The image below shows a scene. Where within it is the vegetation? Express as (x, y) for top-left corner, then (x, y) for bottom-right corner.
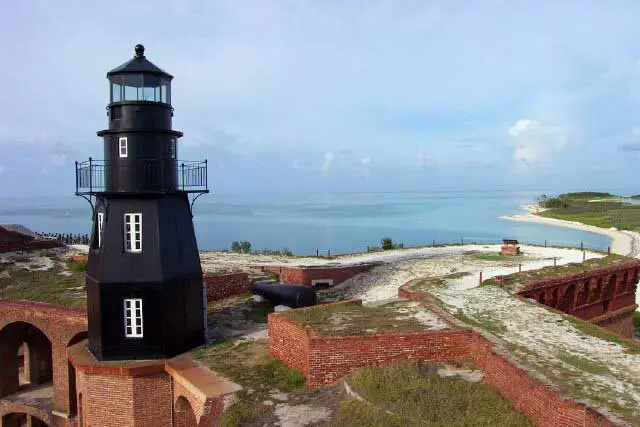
(379, 237), (404, 251)
(283, 300), (442, 336)
(335, 361), (532, 426)
(195, 339), (305, 427)
(0, 255), (86, 308)
(410, 272), (472, 292)
(482, 254), (631, 291)
(534, 192), (640, 232)
(66, 258), (88, 273)
(231, 240), (252, 254)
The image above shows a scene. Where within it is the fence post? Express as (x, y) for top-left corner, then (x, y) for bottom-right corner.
(499, 276), (503, 288)
(432, 240), (435, 246)
(608, 246), (611, 255)
(583, 251), (586, 261)
(316, 249), (319, 257)
(553, 257), (557, 267)
(328, 249), (331, 257)
(461, 237), (464, 246)
(479, 271), (482, 285)
(88, 157), (93, 193)
(518, 263), (522, 273)
(580, 241), (583, 251)
(544, 239), (547, 248)
(181, 162), (185, 191)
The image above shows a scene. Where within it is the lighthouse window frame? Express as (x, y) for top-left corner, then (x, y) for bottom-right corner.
(124, 298), (143, 338)
(124, 213), (142, 253)
(97, 212), (105, 248)
(119, 137), (128, 158)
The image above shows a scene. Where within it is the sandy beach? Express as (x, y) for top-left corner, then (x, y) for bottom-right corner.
(500, 205), (640, 258)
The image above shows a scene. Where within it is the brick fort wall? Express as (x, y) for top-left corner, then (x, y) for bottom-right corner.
(203, 272), (249, 302)
(257, 264), (371, 287)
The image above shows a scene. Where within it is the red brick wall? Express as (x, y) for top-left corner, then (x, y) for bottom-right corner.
(268, 302), (473, 390)
(0, 301), (87, 419)
(471, 334), (616, 427)
(0, 227), (61, 253)
(515, 260), (640, 338)
(203, 272), (249, 302)
(257, 264), (371, 287)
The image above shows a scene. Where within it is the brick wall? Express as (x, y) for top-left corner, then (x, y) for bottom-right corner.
(0, 227), (61, 253)
(203, 272), (249, 302)
(268, 301), (473, 390)
(0, 301), (87, 421)
(257, 264), (371, 287)
(471, 334), (617, 427)
(514, 260), (640, 338)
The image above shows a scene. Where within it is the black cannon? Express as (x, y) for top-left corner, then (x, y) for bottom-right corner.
(250, 282), (317, 308)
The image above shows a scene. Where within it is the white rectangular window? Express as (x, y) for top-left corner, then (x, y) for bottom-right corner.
(97, 212), (105, 248)
(124, 298), (143, 338)
(119, 137), (128, 158)
(170, 138), (176, 159)
(124, 213), (142, 253)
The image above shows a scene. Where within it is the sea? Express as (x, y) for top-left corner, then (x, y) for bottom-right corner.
(0, 190), (617, 256)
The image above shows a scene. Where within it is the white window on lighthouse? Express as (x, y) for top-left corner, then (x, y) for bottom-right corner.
(97, 212), (105, 248)
(170, 137), (176, 159)
(119, 137), (128, 158)
(124, 298), (143, 338)
(124, 213), (142, 253)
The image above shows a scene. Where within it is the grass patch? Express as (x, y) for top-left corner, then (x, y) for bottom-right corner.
(346, 361), (532, 426)
(464, 251), (529, 262)
(0, 265), (86, 308)
(563, 315), (640, 355)
(331, 400), (409, 427)
(484, 254), (632, 291)
(453, 310), (507, 335)
(66, 258), (87, 273)
(410, 272), (472, 292)
(283, 300), (442, 336)
(218, 393), (270, 427)
(556, 352), (610, 376)
(537, 193), (640, 232)
(194, 339), (305, 391)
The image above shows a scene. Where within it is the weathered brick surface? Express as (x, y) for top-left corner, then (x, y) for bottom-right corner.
(0, 227), (62, 253)
(515, 260), (640, 338)
(471, 335), (617, 427)
(203, 273), (249, 302)
(257, 264), (371, 287)
(0, 301), (87, 425)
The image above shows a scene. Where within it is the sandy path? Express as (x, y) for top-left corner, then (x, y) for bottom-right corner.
(501, 207), (640, 258)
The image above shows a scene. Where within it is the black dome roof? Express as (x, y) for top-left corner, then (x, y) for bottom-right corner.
(107, 44), (173, 79)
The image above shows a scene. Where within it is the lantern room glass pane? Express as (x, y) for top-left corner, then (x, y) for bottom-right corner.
(160, 79), (170, 104)
(123, 74), (142, 101)
(110, 75), (123, 102)
(142, 74), (161, 102)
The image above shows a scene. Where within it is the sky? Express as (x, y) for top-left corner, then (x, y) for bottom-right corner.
(1, 0), (640, 197)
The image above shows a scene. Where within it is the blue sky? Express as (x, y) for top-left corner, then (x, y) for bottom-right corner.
(1, 0), (640, 197)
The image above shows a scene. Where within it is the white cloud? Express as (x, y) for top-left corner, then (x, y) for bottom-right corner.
(508, 119), (567, 166)
(322, 152), (335, 171)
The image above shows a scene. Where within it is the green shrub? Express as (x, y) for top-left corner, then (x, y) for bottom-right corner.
(381, 237), (394, 250)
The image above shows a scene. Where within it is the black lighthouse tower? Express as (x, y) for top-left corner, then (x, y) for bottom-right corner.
(75, 45), (209, 360)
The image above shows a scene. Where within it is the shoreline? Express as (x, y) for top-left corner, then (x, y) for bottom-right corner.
(500, 205), (640, 258)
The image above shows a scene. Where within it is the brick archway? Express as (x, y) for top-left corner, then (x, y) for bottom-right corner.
(174, 395), (197, 427)
(0, 401), (53, 426)
(0, 301), (87, 420)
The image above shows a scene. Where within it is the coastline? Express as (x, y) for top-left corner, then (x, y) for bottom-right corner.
(500, 205), (640, 258)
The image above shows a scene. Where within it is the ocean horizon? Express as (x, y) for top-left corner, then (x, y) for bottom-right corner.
(0, 190), (615, 255)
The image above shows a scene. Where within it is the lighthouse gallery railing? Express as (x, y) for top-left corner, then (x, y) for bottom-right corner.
(75, 158), (208, 194)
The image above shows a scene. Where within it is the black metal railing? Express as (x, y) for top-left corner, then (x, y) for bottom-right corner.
(75, 158), (208, 194)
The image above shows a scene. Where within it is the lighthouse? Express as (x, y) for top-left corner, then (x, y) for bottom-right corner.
(75, 45), (208, 360)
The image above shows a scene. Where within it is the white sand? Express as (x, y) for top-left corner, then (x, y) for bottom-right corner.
(501, 205), (640, 258)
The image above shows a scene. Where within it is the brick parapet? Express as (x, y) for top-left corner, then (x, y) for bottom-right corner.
(203, 272), (249, 302)
(255, 264), (373, 287)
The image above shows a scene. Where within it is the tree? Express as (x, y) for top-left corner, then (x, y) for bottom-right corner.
(231, 241), (241, 253)
(240, 241), (252, 254)
(381, 237), (394, 250)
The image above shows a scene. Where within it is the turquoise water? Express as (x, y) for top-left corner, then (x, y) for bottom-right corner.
(0, 191), (612, 255)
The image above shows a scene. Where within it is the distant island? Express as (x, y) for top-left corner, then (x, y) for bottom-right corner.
(535, 192), (640, 232)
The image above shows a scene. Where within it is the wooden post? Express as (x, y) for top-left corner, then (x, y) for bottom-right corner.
(316, 249), (319, 257)
(479, 271), (483, 285)
(544, 239), (547, 248)
(518, 263), (522, 273)
(553, 257), (557, 267)
(499, 276), (503, 288)
(328, 249), (331, 257)
(608, 246), (611, 255)
(583, 251), (586, 261)
(461, 237), (464, 246)
(432, 239), (435, 246)
(580, 241), (583, 251)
